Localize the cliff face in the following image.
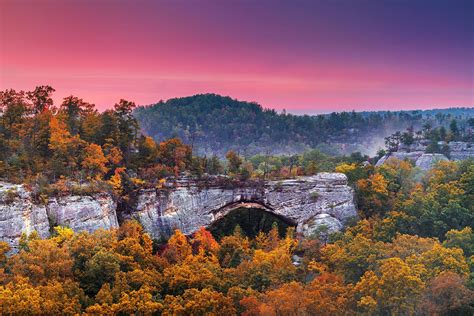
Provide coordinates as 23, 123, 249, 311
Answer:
47, 194, 118, 234
0, 173, 357, 249
415, 154, 449, 170
0, 182, 50, 247
0, 182, 118, 250
132, 173, 357, 239
376, 141, 474, 170
449, 141, 474, 160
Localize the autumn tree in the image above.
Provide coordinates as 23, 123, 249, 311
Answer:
192, 227, 220, 256
218, 227, 250, 268
356, 172, 391, 218
114, 99, 139, 159
233, 239, 297, 291
162, 252, 224, 295
322, 231, 386, 283
104, 145, 123, 170
241, 273, 352, 316
59, 95, 95, 135
354, 257, 425, 315
163, 288, 236, 315
241, 281, 309, 315
79, 107, 102, 144
158, 138, 192, 175
48, 116, 85, 178
26, 85, 55, 114
419, 272, 474, 315
226, 150, 242, 175
81, 143, 109, 180
0, 278, 83, 315
305, 272, 353, 315
162, 230, 192, 264
9, 238, 74, 285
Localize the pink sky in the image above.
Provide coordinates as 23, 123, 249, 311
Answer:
1, 0, 473, 113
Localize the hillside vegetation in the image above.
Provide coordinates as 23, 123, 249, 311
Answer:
134, 93, 474, 156
1, 159, 473, 315
1, 87, 473, 314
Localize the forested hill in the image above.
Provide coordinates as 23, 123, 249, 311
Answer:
134, 94, 474, 157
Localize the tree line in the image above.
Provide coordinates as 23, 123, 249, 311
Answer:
0, 86, 375, 196
134, 93, 474, 157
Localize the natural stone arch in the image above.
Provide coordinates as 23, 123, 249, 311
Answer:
132, 173, 357, 240
211, 201, 294, 224
208, 201, 297, 238
0, 173, 357, 249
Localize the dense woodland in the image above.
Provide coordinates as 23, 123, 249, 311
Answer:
384, 121, 474, 156
0, 86, 373, 191
0, 86, 199, 194
134, 94, 474, 157
0, 159, 473, 315
0, 87, 473, 314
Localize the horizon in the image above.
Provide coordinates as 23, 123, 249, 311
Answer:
1, 0, 473, 113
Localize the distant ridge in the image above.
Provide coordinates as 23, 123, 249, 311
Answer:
134, 94, 474, 157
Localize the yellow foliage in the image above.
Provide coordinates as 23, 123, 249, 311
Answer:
162, 229, 192, 264
82, 143, 109, 179
53, 226, 75, 245
163, 288, 236, 315
335, 162, 357, 174
407, 243, 469, 280
108, 167, 125, 194
354, 257, 425, 314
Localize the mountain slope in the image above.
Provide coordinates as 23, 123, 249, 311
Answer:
134, 94, 474, 157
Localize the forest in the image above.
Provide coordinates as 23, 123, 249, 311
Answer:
1, 157, 473, 314
134, 93, 474, 157
0, 86, 377, 191
0, 87, 473, 315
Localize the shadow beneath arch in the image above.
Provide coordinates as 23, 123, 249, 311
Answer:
208, 203, 296, 239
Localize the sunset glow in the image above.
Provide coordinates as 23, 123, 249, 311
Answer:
1, 0, 473, 112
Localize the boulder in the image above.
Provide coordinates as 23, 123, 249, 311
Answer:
415, 153, 449, 171
375, 151, 424, 167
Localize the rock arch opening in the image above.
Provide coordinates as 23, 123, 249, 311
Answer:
208, 202, 296, 239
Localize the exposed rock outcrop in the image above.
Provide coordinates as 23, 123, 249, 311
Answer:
0, 183, 118, 250
132, 173, 357, 239
415, 153, 449, 170
0, 182, 50, 248
375, 151, 425, 167
449, 141, 474, 160
376, 141, 473, 169
47, 194, 118, 234
0, 173, 357, 249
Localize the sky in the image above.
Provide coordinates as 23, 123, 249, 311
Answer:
0, 0, 473, 113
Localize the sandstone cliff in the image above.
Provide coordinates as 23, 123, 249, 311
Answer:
0, 173, 357, 249
376, 141, 473, 170
0, 183, 118, 250
131, 173, 357, 240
